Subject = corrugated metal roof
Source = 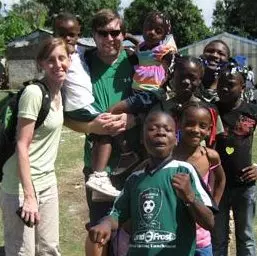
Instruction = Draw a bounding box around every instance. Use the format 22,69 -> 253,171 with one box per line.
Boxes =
7,29 -> 53,48
180,32 -> 257,52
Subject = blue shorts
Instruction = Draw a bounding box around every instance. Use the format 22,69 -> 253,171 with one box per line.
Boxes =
126,90 -> 159,114
195,244 -> 213,256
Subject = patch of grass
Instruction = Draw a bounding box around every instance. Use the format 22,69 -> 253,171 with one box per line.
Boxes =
55,128 -> 87,255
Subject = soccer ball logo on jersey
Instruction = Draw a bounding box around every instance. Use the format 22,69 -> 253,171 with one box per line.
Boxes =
139,188 -> 162,225
143,200 -> 155,214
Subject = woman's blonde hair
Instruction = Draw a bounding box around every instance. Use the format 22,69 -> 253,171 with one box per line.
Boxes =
37,37 -> 69,64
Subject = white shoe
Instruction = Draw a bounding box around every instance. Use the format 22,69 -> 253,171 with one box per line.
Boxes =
86,171 -> 120,197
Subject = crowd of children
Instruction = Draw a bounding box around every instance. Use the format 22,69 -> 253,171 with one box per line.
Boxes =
85,11 -> 257,256
0,8 -> 257,256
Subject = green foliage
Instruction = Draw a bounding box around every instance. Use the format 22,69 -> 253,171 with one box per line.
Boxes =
124,0 -> 211,48
37,0 -> 121,36
212,0 -> 257,39
0,0 -> 48,56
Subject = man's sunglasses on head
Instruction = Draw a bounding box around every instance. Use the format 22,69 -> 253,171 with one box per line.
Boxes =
96,30 -> 121,38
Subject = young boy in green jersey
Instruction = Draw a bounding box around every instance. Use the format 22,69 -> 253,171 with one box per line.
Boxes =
88,110 -> 215,256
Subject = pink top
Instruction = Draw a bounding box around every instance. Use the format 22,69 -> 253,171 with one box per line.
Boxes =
196,162 -> 220,248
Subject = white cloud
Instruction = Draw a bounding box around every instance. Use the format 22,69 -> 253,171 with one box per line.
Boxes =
120,0 -> 216,27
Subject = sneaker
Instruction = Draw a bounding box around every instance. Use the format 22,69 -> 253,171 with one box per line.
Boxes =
86,171 -> 121,197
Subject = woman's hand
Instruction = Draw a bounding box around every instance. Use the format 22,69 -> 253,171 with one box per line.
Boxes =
103,113 -> 136,135
92,113 -> 126,135
65,113 -> 127,135
21,195 -> 40,226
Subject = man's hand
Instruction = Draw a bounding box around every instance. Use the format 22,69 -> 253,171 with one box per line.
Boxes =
172,173 -> 195,204
88,222 -> 112,245
240,164 -> 257,183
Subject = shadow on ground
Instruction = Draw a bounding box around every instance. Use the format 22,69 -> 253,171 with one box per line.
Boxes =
0,247 -> 4,256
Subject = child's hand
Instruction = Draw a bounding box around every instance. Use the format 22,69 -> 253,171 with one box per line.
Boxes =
172,173 -> 195,204
88,222 -> 112,245
240,164 -> 257,183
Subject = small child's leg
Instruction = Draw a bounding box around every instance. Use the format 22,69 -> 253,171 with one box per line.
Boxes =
92,135 -> 112,171
86,135 -> 120,198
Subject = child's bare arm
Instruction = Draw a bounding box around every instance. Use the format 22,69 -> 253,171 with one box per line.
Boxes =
124,33 -> 141,46
88,216 -> 118,245
172,173 -> 214,231
208,149 -> 226,205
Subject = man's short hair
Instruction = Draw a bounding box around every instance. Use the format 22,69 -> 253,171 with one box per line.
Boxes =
91,9 -> 125,34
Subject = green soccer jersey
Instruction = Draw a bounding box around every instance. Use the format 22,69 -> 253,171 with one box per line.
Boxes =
109,159 -> 213,256
84,50 -> 141,173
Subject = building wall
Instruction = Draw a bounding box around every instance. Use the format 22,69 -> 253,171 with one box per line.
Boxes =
8,59 -> 39,89
6,31 -> 51,88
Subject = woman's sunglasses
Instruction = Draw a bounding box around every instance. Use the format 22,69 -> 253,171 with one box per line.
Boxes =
96,30 -> 121,38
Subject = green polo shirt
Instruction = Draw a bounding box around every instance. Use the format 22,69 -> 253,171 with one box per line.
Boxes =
109,159 -> 213,256
84,50 -> 140,173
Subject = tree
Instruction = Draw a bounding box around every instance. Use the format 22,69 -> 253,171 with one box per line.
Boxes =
212,0 -> 257,39
124,0 -> 211,48
37,0 -> 120,36
0,0 -> 48,55
11,0 -> 48,30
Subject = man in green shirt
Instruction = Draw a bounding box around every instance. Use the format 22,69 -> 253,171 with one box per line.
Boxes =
88,111 -> 214,256
64,9 -> 141,256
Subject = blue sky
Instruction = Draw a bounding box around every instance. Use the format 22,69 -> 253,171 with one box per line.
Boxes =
2,0 -> 216,27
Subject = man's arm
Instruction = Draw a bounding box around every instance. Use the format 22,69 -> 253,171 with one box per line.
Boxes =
172,173 -> 214,231
64,113 -> 127,135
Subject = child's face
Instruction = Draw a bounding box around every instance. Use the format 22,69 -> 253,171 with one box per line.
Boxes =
144,113 -> 177,159
203,42 -> 229,70
40,45 -> 70,85
143,17 -> 166,49
173,61 -> 202,102
54,19 -> 80,54
217,73 -> 243,103
180,107 -> 211,147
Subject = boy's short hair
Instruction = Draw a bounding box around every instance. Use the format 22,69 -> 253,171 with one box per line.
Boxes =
144,110 -> 174,128
53,12 -> 81,34
91,9 -> 125,34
